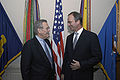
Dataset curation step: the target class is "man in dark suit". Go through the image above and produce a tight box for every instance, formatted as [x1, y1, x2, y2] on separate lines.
[61, 11, 102, 80]
[21, 19, 55, 80]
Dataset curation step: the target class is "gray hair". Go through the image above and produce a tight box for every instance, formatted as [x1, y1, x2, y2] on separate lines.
[68, 11, 82, 25]
[33, 19, 47, 35]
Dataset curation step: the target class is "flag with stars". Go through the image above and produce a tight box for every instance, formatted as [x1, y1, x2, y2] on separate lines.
[51, 0, 64, 80]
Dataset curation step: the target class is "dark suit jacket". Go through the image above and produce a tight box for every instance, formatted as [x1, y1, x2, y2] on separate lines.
[62, 29, 102, 80]
[21, 37, 55, 80]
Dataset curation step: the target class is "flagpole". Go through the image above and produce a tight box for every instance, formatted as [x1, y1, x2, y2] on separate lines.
[116, 1, 120, 80]
[117, 0, 120, 54]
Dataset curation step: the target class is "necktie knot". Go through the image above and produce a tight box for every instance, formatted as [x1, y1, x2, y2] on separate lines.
[75, 32, 78, 35]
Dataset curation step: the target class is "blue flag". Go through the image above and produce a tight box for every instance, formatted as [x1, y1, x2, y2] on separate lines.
[0, 3, 22, 78]
[98, 2, 117, 80]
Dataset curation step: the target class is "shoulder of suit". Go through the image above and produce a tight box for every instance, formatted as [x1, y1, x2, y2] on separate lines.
[83, 29, 97, 36]
[67, 32, 74, 38]
[23, 37, 36, 46]
[44, 39, 50, 44]
[44, 39, 49, 41]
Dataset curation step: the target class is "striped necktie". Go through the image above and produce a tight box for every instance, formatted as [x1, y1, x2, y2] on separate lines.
[73, 32, 78, 49]
[43, 40, 53, 67]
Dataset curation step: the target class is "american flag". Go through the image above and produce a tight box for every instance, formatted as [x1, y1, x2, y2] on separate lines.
[51, 0, 64, 80]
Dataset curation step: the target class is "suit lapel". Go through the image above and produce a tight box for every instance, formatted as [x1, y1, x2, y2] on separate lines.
[70, 33, 74, 50]
[33, 37, 50, 63]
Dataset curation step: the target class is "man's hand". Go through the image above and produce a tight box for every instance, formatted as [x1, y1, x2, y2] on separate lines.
[70, 59, 80, 70]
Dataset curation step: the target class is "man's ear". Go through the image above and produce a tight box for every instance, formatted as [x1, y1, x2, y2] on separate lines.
[76, 20, 80, 24]
[37, 28, 41, 33]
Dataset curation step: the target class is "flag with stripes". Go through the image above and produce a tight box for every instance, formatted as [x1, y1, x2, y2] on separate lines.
[23, 0, 40, 43]
[51, 0, 64, 80]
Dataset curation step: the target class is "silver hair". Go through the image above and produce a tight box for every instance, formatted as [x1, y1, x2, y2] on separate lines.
[33, 19, 47, 35]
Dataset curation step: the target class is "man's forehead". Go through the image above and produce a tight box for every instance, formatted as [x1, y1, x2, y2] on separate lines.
[42, 22, 48, 25]
[68, 15, 74, 20]
[42, 22, 49, 28]
[42, 22, 47, 24]
[68, 17, 74, 22]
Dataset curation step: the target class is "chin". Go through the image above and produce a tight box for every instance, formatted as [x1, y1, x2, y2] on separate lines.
[70, 29, 74, 31]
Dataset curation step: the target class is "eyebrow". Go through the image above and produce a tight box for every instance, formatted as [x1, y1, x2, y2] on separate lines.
[44, 26, 50, 30]
[68, 21, 72, 23]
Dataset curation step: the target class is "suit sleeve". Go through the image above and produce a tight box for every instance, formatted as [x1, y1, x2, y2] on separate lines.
[61, 37, 69, 74]
[21, 41, 32, 80]
[80, 33, 102, 69]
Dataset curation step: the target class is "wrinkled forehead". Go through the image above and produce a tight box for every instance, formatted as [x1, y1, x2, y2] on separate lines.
[42, 22, 50, 30]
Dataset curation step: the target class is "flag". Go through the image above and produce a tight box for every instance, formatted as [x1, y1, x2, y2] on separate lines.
[23, 0, 40, 43]
[80, 0, 91, 30]
[82, 0, 87, 30]
[98, 1, 117, 80]
[51, 0, 64, 80]
[0, 2, 22, 79]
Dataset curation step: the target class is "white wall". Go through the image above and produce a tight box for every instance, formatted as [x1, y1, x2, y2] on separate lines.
[91, 0, 116, 34]
[1, 0, 24, 42]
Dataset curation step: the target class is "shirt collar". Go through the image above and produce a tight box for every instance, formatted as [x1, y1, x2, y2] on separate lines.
[75, 27, 83, 35]
[35, 35, 44, 42]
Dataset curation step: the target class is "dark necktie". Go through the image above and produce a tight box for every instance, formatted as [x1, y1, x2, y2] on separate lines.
[73, 32, 78, 49]
[43, 40, 53, 67]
